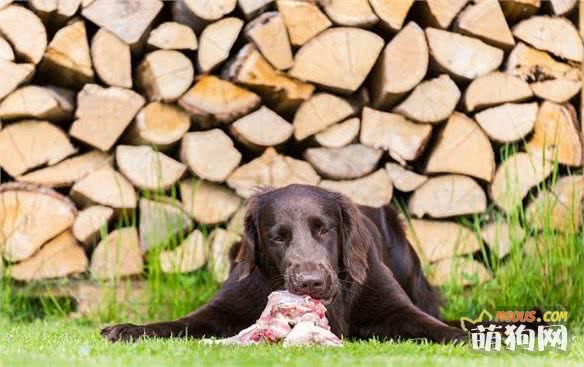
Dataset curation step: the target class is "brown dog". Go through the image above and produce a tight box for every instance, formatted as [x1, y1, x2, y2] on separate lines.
[101, 184, 465, 343]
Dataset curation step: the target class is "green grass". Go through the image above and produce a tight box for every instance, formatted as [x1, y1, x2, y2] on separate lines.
[0, 143, 582, 366]
[0, 318, 583, 367]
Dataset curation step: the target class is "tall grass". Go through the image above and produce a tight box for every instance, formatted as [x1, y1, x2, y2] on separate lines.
[439, 144, 583, 326]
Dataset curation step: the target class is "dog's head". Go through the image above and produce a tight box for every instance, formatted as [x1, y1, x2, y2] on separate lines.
[235, 184, 372, 304]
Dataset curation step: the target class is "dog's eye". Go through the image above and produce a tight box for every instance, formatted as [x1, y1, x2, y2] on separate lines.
[271, 228, 289, 244]
[318, 225, 329, 236]
[272, 235, 286, 243]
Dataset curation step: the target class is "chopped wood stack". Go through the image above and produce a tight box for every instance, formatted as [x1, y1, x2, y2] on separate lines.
[0, 1, 582, 292]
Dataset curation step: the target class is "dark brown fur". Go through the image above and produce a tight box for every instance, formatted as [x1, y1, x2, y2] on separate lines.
[101, 184, 465, 343]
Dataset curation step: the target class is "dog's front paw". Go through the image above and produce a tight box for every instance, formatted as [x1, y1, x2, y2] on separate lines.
[100, 323, 147, 342]
[445, 328, 468, 345]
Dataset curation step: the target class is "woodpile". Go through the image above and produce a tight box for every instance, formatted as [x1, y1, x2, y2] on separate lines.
[0, 1, 582, 295]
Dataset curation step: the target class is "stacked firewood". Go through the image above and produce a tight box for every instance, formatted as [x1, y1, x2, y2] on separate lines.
[0, 0, 583, 290]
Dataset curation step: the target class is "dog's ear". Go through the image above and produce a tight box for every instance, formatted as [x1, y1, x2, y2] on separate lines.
[337, 194, 372, 284]
[235, 187, 272, 280]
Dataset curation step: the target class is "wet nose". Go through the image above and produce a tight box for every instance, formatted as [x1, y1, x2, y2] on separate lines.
[296, 271, 326, 295]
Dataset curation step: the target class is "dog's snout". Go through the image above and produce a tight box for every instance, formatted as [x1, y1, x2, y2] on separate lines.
[287, 262, 330, 299]
[297, 271, 325, 292]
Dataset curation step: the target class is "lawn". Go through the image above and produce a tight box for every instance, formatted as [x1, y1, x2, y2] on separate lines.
[0, 318, 582, 367]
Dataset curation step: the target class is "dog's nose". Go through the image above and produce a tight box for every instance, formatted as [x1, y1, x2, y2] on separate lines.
[295, 271, 325, 296]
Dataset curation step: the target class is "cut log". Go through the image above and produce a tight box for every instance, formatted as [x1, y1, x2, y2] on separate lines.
[409, 175, 487, 218]
[230, 106, 293, 150]
[226, 44, 314, 114]
[82, 0, 163, 45]
[39, 20, 93, 88]
[238, 0, 273, 19]
[490, 152, 553, 212]
[455, 0, 514, 49]
[293, 93, 355, 140]
[126, 102, 190, 151]
[0, 5, 47, 64]
[90, 227, 143, 280]
[320, 169, 391, 207]
[116, 145, 186, 191]
[481, 220, 525, 258]
[0, 35, 14, 60]
[72, 205, 113, 246]
[315, 118, 360, 148]
[180, 179, 242, 225]
[227, 147, 320, 198]
[0, 85, 74, 122]
[369, 22, 428, 109]
[425, 28, 504, 80]
[208, 228, 240, 282]
[147, 22, 197, 50]
[418, 0, 468, 29]
[428, 257, 492, 286]
[475, 102, 538, 143]
[139, 198, 193, 252]
[0, 120, 76, 177]
[385, 163, 427, 192]
[500, 0, 540, 24]
[69, 84, 145, 151]
[70, 166, 137, 210]
[172, 0, 236, 32]
[160, 229, 208, 274]
[425, 113, 496, 182]
[405, 219, 481, 264]
[322, 0, 378, 28]
[137, 50, 194, 102]
[226, 205, 246, 237]
[475, 103, 538, 144]
[0, 183, 77, 262]
[55, 0, 82, 24]
[90, 28, 132, 88]
[526, 101, 582, 167]
[178, 75, 261, 127]
[361, 107, 432, 164]
[16, 150, 111, 188]
[197, 17, 243, 73]
[276, 0, 331, 46]
[245, 11, 293, 70]
[180, 129, 241, 182]
[392, 74, 460, 124]
[369, 0, 414, 32]
[513, 16, 583, 62]
[549, 0, 577, 15]
[526, 175, 584, 232]
[10, 231, 88, 282]
[289, 27, 383, 93]
[0, 60, 35, 100]
[506, 43, 582, 104]
[464, 72, 533, 112]
[304, 144, 382, 180]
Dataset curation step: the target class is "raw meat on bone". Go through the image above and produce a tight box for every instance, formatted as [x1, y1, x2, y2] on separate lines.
[204, 291, 342, 347]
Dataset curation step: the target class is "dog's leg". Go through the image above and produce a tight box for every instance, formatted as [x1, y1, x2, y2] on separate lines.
[351, 262, 466, 344]
[101, 266, 271, 342]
